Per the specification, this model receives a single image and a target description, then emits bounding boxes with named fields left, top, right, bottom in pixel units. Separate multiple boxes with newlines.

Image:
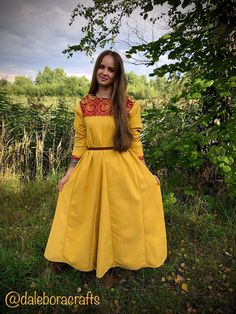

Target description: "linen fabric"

left=44, top=94, right=167, bottom=278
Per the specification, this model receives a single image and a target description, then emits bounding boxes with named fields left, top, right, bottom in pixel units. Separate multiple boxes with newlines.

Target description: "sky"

left=0, top=0, right=171, bottom=82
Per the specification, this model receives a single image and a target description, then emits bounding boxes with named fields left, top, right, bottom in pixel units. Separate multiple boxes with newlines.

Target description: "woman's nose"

left=102, top=68, right=108, bottom=75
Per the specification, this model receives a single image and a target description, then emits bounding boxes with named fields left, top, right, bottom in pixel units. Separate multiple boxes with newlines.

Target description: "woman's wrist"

left=70, top=159, right=79, bottom=168
left=64, top=158, right=79, bottom=177
left=70, top=155, right=81, bottom=168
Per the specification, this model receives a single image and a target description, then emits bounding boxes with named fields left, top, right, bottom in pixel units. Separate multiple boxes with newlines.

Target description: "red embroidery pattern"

left=80, top=94, right=134, bottom=117
left=139, top=156, right=145, bottom=161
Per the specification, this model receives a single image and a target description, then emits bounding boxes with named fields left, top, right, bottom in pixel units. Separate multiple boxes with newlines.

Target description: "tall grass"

left=0, top=91, right=74, bottom=181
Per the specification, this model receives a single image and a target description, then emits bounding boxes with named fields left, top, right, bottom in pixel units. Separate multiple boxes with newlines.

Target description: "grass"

left=0, top=171, right=235, bottom=314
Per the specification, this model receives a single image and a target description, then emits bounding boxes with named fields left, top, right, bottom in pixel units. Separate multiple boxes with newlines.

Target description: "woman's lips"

left=100, top=76, right=108, bottom=81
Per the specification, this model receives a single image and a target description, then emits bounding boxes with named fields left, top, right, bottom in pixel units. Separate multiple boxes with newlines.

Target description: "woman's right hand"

left=58, top=175, right=70, bottom=192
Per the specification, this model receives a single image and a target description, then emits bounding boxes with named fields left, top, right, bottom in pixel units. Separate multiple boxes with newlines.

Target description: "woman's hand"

left=58, top=175, right=70, bottom=192
left=153, top=174, right=160, bottom=185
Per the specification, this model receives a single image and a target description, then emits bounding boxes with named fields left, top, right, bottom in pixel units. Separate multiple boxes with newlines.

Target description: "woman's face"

left=96, top=55, right=116, bottom=88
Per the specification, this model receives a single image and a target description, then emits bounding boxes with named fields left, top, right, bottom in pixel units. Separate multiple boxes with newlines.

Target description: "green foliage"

left=163, top=192, right=177, bottom=209
left=141, top=93, right=236, bottom=197
left=12, top=76, right=34, bottom=95
left=64, top=1, right=235, bottom=123
left=0, top=79, right=10, bottom=88
left=4, top=66, right=91, bottom=97
left=126, top=71, right=188, bottom=101
left=35, top=66, right=67, bottom=85
left=0, top=89, right=75, bottom=179
left=2, top=67, right=188, bottom=102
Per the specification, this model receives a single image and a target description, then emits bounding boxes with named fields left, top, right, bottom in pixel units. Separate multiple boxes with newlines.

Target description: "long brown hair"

left=88, top=50, right=133, bottom=152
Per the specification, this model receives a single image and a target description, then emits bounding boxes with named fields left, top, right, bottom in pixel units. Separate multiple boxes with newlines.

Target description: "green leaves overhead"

left=64, top=0, right=234, bottom=83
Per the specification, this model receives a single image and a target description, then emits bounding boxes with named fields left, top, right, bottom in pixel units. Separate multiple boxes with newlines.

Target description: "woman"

left=44, top=50, right=167, bottom=288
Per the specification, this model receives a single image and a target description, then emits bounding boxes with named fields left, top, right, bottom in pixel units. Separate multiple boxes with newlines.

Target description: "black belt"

left=88, top=147, right=114, bottom=150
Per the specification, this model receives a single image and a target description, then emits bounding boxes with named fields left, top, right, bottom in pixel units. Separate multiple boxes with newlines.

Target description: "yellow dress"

left=44, top=94, right=167, bottom=278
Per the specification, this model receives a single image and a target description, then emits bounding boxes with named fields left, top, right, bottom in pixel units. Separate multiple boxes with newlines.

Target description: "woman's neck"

left=95, top=86, right=113, bottom=99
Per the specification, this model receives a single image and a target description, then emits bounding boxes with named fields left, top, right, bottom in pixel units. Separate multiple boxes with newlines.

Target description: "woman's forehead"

left=100, top=55, right=115, bottom=67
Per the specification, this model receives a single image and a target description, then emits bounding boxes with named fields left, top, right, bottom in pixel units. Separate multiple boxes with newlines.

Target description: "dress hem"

left=44, top=256, right=167, bottom=279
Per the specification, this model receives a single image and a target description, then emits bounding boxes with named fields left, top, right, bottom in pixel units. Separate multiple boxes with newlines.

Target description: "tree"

left=14, top=76, right=33, bottom=86
left=35, top=66, right=67, bottom=85
left=62, top=0, right=236, bottom=195
left=62, top=1, right=235, bottom=82
left=0, top=79, right=10, bottom=88
left=11, top=76, right=34, bottom=95
left=63, top=76, right=90, bottom=96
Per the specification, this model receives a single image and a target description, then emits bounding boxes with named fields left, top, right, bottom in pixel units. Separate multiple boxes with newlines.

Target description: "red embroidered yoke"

left=71, top=94, right=145, bottom=162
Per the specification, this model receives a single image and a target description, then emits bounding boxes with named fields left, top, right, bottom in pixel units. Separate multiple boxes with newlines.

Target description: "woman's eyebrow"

left=100, top=63, right=115, bottom=70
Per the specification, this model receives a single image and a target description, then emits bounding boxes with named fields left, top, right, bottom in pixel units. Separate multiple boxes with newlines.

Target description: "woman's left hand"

left=153, top=175, right=160, bottom=185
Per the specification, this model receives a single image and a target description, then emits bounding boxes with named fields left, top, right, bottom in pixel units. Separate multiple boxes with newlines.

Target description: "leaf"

left=181, top=283, right=188, bottom=292
left=191, top=92, right=202, bottom=99
left=219, top=91, right=231, bottom=97
left=168, top=51, right=177, bottom=60
left=118, top=278, right=126, bottom=284
left=175, top=274, right=184, bottom=283
left=229, top=76, right=236, bottom=81
left=162, top=34, right=171, bottom=40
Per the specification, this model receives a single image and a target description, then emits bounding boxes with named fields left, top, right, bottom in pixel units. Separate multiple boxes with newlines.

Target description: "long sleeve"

left=71, top=102, right=87, bottom=160
left=128, top=100, right=145, bottom=161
